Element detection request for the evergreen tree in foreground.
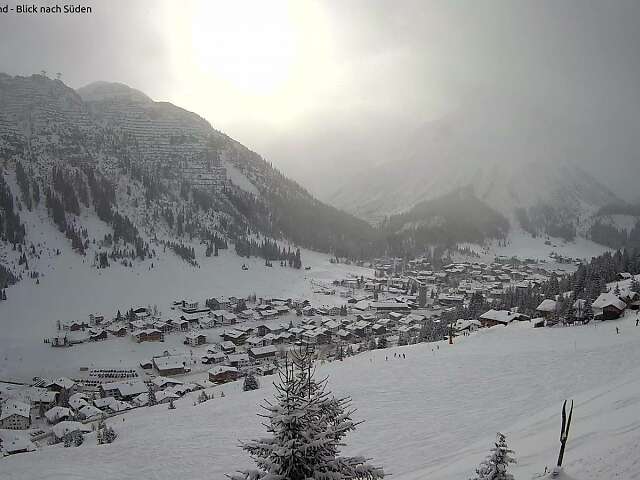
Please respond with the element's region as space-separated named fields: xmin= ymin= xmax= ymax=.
xmin=230 ymin=348 xmax=384 ymax=480
xmin=471 ymin=432 xmax=516 ymax=480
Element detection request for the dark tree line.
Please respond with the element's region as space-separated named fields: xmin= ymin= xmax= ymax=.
xmin=0 ymin=172 xmax=26 ymax=245
xmin=234 ymin=236 xmax=302 ymax=267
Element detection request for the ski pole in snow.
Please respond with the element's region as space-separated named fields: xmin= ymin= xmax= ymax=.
xmin=556 ymin=399 xmax=574 ymax=468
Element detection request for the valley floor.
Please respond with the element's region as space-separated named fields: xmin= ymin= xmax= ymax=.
xmin=3 ymin=312 xmax=640 ymax=480
xmin=0 ymin=247 xmax=371 ymax=381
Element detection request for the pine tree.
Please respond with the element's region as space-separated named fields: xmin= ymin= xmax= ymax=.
xmin=377 ymin=337 xmax=388 ymax=349
xmin=147 ymin=384 xmax=157 ymax=406
xmin=230 ymin=350 xmax=384 ymax=480
xmin=471 ymin=432 xmax=516 ymax=480
xmin=243 ymin=373 xmax=260 ymax=391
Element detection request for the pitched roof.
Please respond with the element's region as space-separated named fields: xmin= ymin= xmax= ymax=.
xmin=592 ymin=292 xmax=627 ymax=311
xmin=0 ymin=400 xmax=30 ymax=421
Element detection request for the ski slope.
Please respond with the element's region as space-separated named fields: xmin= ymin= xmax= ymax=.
xmin=4 ymin=314 xmax=640 ymax=479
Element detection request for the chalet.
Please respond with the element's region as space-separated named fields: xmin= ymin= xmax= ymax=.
xmin=210 ymin=310 xmax=238 ymax=325
xmin=199 ymin=316 xmax=217 ymax=329
xmin=277 ymin=331 xmax=294 ymax=343
xmin=99 ymin=381 xmax=147 ymax=401
xmin=153 ymin=355 xmax=188 ymax=375
xmin=453 ymin=319 xmax=481 ymax=334
xmin=256 ymin=323 xmax=271 ymax=337
xmin=323 ymin=319 xmax=342 ymax=332
xmin=170 ymin=318 xmax=190 ymax=332
xmin=288 ymin=327 xmax=305 ymax=339
xmin=220 ymin=340 xmax=236 ymax=354
xmin=181 ymin=313 xmax=205 ymax=326
xmin=371 ymin=324 xmax=387 ymax=336
xmin=536 ymin=299 xmax=558 ymax=319
xmin=260 ymin=309 xmax=279 ymax=319
xmin=248 ymin=345 xmax=278 ymax=362
xmin=78 ymin=404 xmax=103 ymax=419
xmin=479 ymin=309 xmax=530 ymax=328
xmin=156 ymin=390 xmax=180 ymax=405
xmin=201 ymin=352 xmax=227 ymax=365
xmin=140 ymin=360 xmax=153 ymax=369
xmin=239 ymin=309 xmax=259 ymax=320
xmin=107 ymin=324 xmax=127 ymax=337
xmin=21 ymin=387 xmax=57 ymax=410
xmin=592 ymin=292 xmax=627 ymax=320
xmin=185 ymin=332 xmax=207 ymax=346
xmin=152 ymin=321 xmax=171 ymax=333
xmin=227 ymin=353 xmax=250 ymax=368
xmin=44 ymin=406 xmax=71 ymax=424
xmin=133 ymin=329 xmax=163 ymax=343
xmin=222 ymin=329 xmax=248 ymax=346
xmin=3 ymin=437 xmax=35 ymax=455
xmin=326 ymin=306 xmax=341 ymax=316
xmin=44 ymin=377 xmax=76 ymax=393
xmin=301 ymin=306 xmax=315 ymax=316
xmin=93 ymin=396 xmax=115 ymax=409
xmin=353 ymin=320 xmax=372 ymax=337
xmin=336 ymin=329 xmax=354 ymax=342
xmin=617 ymin=272 xmax=632 ymax=281
xmin=64 ymin=320 xmax=89 ymax=331
xmin=88 ymin=328 xmax=107 ymax=341
xmin=208 ymin=296 xmax=231 ymax=311
xmin=52 ymin=421 xmax=91 ymax=442
xmin=152 ymin=376 xmax=183 ymax=390
xmin=68 ymin=393 xmax=89 ymax=410
xmin=0 ymin=401 xmax=31 ymax=430
xmin=246 ymin=336 xmax=268 ymax=348
xmin=208 ymin=366 xmax=241 ymax=383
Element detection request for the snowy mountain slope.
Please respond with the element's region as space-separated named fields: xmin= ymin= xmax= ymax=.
xmin=329 ymin=103 xmax=622 ymax=240
xmin=0 ymin=73 xmax=379 ymax=291
xmin=4 ymin=315 xmax=640 ymax=480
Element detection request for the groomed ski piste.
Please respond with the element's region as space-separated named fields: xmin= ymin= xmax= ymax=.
xmin=3 ymin=311 xmax=640 ymax=480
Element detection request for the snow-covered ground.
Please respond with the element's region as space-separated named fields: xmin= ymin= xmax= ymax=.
xmin=458 ymin=229 xmax=612 ymax=265
xmin=4 ymin=313 xmax=640 ymax=479
xmin=0 ymin=242 xmax=371 ymax=381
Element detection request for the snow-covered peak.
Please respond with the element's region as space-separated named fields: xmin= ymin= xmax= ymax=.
xmin=76 ymin=81 xmax=152 ymax=103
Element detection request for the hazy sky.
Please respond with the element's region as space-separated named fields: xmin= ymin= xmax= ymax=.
xmin=1 ymin=0 xmax=639 ymax=199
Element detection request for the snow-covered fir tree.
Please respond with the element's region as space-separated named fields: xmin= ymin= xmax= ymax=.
xmin=471 ymin=432 xmax=516 ymax=480
xmin=147 ymin=383 xmax=157 ymax=406
xmin=243 ymin=373 xmax=260 ymax=391
xmin=230 ymin=347 xmax=384 ymax=480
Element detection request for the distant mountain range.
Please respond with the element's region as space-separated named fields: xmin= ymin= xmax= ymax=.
xmin=330 ymin=104 xmax=637 ymax=244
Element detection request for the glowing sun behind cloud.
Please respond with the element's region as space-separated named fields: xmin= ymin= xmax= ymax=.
xmin=163 ymin=0 xmax=340 ymax=132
